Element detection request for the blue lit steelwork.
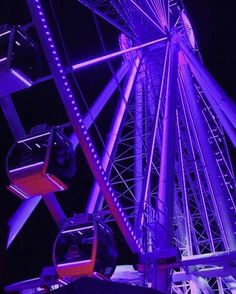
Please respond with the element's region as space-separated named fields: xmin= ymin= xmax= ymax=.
xmin=2 ymin=0 xmax=236 ymax=293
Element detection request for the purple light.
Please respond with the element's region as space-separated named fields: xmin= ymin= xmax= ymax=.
xmin=0 ymin=57 xmax=7 ymax=62
xmin=9 ymin=161 xmax=44 ymax=173
xmin=72 ymin=37 xmax=167 ymax=71
xmin=0 ymin=30 xmax=11 ymax=37
xmin=11 ymin=69 xmax=32 ymax=87
xmin=8 ymin=185 xmax=29 ymax=199
xmin=18 ymin=132 xmax=50 ymax=143
xmin=57 ymin=260 xmax=91 ymax=266
xmin=46 ymin=174 xmax=65 ymax=190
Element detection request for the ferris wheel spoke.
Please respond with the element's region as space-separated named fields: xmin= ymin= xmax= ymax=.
xmin=180 ymin=41 xmax=236 ymax=146
xmin=178 ymin=57 xmax=236 ymax=250
xmin=5 ymin=0 xmax=236 ymax=292
xmin=86 ymin=56 xmax=141 ymax=213
xmin=178 ymin=76 xmax=217 ymax=252
xmin=69 ymin=61 xmax=130 ymax=148
xmin=28 ymin=0 xmax=143 ymax=254
xmin=71 ymin=36 xmax=167 ymax=71
xmin=136 ymin=41 xmax=170 ymax=233
xmin=176 ymin=110 xmax=193 ymax=255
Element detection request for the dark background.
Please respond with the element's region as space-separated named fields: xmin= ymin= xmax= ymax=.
xmin=0 ymin=0 xmax=235 ymax=290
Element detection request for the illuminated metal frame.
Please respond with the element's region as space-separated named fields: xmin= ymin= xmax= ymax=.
xmin=2 ymin=0 xmax=236 ymax=293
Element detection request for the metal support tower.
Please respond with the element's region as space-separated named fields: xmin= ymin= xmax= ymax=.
xmin=2 ymin=0 xmax=236 ymax=293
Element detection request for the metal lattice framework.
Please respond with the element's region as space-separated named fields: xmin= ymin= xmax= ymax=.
xmin=2 ymin=0 xmax=236 ymax=293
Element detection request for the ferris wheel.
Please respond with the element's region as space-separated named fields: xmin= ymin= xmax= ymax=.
xmin=1 ymin=0 xmax=236 ymax=293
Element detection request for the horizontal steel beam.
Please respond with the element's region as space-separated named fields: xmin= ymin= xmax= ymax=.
xmin=143 ymin=250 xmax=236 ymax=268
xmin=173 ymin=266 xmax=236 ymax=282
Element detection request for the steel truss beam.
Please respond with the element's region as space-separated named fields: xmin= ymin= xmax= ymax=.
xmin=178 ymin=52 xmax=236 ymax=251
xmin=78 ymin=0 xmax=134 ymax=39
xmin=155 ymin=39 xmax=179 ymax=293
xmin=27 ymin=0 xmax=142 ymax=253
xmin=179 ymin=41 xmax=236 ymax=147
xmin=86 ymin=56 xmax=141 ymax=213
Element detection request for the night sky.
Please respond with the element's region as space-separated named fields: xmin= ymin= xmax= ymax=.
xmin=0 ymin=0 xmax=235 ymax=290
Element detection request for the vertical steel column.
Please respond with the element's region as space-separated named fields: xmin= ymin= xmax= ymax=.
xmin=179 ymin=54 xmax=236 ymax=250
xmin=136 ymin=42 xmax=170 ymax=234
xmin=134 ymin=71 xmax=143 ymax=211
xmin=178 ymin=75 xmax=217 ymax=251
xmin=155 ymin=39 xmax=178 ymax=293
xmin=176 ymin=110 xmax=192 ymax=254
